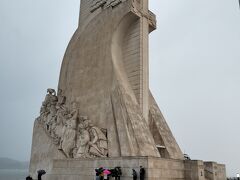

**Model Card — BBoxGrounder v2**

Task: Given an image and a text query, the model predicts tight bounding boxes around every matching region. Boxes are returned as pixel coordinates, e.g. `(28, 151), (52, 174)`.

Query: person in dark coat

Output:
(132, 169), (137, 180)
(140, 166), (145, 180)
(26, 176), (33, 180)
(37, 170), (46, 180)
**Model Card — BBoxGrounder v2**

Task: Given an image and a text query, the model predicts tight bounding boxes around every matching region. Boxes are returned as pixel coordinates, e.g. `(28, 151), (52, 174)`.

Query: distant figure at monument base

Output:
(29, 0), (226, 179)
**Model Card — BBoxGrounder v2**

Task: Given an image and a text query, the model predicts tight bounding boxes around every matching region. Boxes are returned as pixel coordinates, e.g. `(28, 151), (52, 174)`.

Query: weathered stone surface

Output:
(29, 0), (226, 179)
(34, 88), (108, 160)
(29, 121), (65, 179)
(149, 91), (183, 159)
(204, 162), (226, 180)
(43, 157), (186, 180)
(57, 0), (181, 159)
(185, 160), (205, 180)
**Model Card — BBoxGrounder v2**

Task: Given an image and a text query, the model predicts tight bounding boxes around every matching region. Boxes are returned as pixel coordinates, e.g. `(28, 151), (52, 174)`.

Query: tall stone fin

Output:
(149, 91), (184, 159)
(110, 10), (160, 157)
(111, 83), (160, 157)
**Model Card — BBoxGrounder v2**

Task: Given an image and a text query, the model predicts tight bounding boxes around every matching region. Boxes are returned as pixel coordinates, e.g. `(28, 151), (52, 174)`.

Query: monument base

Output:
(41, 157), (226, 180)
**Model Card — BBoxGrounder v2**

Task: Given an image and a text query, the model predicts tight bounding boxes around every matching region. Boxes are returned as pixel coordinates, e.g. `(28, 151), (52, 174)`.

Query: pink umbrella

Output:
(103, 169), (111, 175)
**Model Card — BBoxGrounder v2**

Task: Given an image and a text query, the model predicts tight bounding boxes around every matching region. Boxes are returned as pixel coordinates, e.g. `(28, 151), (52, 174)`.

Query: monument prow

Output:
(29, 0), (226, 179)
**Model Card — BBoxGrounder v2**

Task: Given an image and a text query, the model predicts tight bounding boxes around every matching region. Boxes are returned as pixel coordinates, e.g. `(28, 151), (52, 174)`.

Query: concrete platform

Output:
(40, 157), (226, 180)
(44, 157), (185, 180)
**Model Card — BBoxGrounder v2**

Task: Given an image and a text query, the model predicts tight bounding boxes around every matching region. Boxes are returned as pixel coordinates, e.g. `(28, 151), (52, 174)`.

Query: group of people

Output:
(132, 166), (145, 180)
(25, 167), (145, 180)
(94, 166), (145, 180)
(37, 88), (108, 158)
(95, 167), (122, 180)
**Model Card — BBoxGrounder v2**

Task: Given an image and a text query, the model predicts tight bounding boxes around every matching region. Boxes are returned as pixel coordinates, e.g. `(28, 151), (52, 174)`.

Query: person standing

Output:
(132, 169), (137, 180)
(140, 166), (145, 180)
(37, 170), (46, 180)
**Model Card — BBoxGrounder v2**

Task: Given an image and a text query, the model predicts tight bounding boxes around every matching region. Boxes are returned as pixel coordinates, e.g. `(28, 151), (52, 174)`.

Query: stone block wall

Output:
(43, 157), (187, 180)
(36, 157), (226, 180)
(185, 160), (205, 180)
(204, 162), (226, 180)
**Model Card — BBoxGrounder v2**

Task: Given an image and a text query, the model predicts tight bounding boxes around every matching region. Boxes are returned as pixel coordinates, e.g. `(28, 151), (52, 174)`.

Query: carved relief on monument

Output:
(36, 89), (108, 158)
(74, 116), (108, 158)
(90, 0), (123, 13)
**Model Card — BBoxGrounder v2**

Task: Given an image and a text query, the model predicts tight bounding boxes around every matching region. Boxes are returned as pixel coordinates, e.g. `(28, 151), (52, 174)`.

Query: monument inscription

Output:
(90, 0), (123, 12)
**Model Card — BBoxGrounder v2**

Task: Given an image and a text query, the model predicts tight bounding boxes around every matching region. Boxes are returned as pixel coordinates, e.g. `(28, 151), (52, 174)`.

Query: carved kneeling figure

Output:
(74, 122), (91, 158)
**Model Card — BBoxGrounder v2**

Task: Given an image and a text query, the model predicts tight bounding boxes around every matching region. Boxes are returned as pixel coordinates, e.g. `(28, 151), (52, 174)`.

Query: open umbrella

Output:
(103, 169), (111, 175)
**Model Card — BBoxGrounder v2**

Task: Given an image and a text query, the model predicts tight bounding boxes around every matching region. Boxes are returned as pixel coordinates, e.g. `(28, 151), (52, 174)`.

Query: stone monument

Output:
(29, 0), (227, 179)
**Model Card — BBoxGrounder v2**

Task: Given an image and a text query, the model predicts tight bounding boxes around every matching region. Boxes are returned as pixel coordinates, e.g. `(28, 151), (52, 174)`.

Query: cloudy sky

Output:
(0, 0), (239, 177)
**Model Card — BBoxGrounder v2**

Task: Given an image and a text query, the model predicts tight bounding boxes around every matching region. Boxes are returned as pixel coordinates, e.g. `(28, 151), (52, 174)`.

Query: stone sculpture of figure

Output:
(36, 88), (59, 140)
(49, 89), (67, 145)
(55, 105), (68, 139)
(38, 105), (48, 123)
(36, 88), (69, 147)
(61, 102), (78, 158)
(56, 89), (66, 108)
(74, 121), (91, 158)
(69, 102), (78, 121)
(41, 89), (58, 132)
(37, 90), (108, 159)
(42, 89), (57, 108)
(38, 89), (56, 122)
(82, 117), (108, 157)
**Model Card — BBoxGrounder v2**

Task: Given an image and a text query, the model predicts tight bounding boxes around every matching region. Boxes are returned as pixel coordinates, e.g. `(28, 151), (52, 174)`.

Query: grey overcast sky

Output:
(0, 0), (239, 177)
